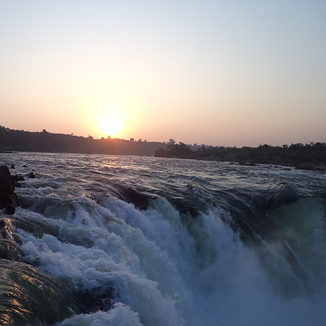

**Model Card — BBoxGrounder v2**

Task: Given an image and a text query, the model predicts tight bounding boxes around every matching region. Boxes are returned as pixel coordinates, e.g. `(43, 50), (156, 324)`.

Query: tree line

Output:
(1, 126), (325, 169)
(155, 142), (326, 170)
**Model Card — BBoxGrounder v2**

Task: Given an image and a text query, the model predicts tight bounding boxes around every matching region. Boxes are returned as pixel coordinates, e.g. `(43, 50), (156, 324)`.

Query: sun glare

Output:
(99, 113), (123, 138)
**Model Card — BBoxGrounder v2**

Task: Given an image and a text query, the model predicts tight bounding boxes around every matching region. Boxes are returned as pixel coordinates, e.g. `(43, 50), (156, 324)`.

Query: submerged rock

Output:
(28, 171), (36, 178)
(11, 174), (25, 183)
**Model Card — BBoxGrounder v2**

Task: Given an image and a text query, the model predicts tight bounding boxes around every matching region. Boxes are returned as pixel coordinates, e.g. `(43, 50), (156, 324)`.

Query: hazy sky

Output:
(1, 0), (325, 147)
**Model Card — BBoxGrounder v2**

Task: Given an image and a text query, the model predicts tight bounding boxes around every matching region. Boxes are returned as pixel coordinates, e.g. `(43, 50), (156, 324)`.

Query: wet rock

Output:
(0, 259), (83, 326)
(0, 239), (21, 261)
(0, 217), (22, 261)
(0, 216), (83, 324)
(4, 204), (15, 215)
(11, 174), (25, 182)
(29, 171), (36, 178)
(0, 165), (18, 210)
(11, 174), (25, 188)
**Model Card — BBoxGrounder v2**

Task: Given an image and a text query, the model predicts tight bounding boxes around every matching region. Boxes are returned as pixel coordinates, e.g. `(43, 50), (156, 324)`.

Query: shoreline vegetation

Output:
(155, 142), (326, 171)
(1, 126), (325, 171)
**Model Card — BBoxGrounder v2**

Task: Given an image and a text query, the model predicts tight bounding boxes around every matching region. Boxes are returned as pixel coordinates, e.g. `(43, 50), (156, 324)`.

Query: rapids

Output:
(0, 152), (325, 325)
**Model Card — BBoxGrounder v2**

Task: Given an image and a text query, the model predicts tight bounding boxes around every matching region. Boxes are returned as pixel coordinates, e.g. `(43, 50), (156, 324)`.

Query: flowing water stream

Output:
(1, 152), (325, 325)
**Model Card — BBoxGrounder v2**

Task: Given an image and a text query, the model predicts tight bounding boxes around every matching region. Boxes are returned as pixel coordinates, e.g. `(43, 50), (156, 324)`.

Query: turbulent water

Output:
(1, 152), (326, 326)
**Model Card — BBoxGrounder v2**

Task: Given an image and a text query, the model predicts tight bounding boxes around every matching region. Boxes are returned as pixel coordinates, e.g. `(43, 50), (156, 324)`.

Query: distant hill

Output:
(0, 126), (167, 156)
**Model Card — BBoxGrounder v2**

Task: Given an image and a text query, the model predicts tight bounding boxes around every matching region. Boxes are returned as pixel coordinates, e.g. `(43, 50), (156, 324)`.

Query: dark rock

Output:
(10, 174), (25, 189)
(0, 166), (18, 209)
(0, 239), (21, 260)
(16, 174), (25, 181)
(4, 204), (15, 215)
(29, 171), (36, 178)
(0, 217), (22, 260)
(10, 164), (15, 169)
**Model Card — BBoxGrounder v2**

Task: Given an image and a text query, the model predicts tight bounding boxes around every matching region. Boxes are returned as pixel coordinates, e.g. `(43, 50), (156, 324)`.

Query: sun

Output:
(99, 113), (123, 138)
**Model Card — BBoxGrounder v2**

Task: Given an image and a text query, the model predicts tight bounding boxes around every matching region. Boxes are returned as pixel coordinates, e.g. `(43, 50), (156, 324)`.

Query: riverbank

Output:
(155, 142), (326, 171)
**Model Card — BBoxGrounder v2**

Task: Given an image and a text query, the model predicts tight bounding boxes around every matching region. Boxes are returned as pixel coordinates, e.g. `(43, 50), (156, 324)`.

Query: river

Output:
(1, 152), (325, 325)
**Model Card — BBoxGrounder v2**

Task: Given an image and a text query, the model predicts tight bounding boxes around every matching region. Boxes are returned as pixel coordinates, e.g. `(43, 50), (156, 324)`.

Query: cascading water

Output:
(0, 152), (325, 325)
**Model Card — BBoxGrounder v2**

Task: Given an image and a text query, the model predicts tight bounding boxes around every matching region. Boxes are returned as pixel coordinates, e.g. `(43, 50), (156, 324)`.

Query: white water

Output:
(2, 152), (325, 326)
(16, 195), (326, 326)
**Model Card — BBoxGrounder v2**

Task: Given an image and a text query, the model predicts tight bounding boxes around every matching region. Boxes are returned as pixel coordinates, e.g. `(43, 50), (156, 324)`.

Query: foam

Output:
(56, 303), (143, 326)
(16, 193), (326, 326)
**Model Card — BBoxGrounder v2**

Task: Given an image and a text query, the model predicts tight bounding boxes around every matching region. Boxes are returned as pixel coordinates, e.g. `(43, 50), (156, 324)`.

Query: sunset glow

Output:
(98, 112), (123, 138)
(1, 1), (325, 146)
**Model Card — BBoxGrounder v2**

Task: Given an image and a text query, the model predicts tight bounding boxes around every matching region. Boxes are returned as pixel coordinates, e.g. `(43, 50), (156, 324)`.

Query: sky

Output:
(1, 0), (325, 147)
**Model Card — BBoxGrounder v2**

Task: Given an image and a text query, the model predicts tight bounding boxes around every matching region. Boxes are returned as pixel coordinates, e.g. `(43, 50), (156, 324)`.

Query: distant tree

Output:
(167, 139), (175, 146)
(129, 138), (134, 142)
(192, 143), (198, 150)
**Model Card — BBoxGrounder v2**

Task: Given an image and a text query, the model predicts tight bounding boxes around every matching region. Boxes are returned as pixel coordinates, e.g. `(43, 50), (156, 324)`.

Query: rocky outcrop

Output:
(0, 217), (22, 261)
(0, 259), (83, 325)
(0, 166), (18, 214)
